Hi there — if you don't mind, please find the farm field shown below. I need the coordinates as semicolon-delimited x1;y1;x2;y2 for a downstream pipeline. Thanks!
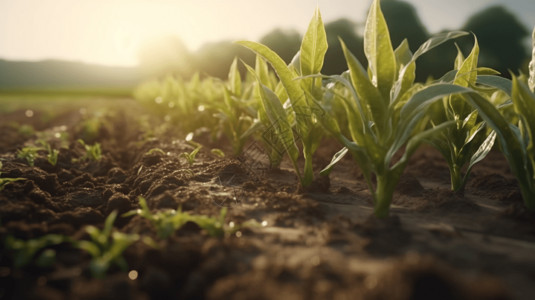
1;0;535;299
0;93;534;300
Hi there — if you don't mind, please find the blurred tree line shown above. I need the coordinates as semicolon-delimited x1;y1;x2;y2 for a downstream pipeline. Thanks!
139;0;530;81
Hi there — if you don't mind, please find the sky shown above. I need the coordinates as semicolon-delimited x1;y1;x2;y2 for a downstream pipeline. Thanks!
0;0;533;67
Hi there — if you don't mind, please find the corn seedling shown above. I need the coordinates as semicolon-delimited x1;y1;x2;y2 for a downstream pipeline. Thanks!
211;148;226;158
187;207;229;238
459;27;535;210
238;7;328;187
122;197;191;239
76;139;102;162
211;58;258;156
425;38;498;193
4;234;67;268
37;140;60;166
16;146;41;166
146;148;166;156
76;211;139;278
460;29;535;210
134;74;220;134
123;197;260;239
319;0;471;217
180;142;202;166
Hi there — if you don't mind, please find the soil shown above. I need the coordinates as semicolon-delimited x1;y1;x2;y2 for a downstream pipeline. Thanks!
1;97;534;300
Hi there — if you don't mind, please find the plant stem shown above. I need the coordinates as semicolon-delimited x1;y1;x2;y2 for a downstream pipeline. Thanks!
449;164;465;193
373;173;397;218
302;148;314;187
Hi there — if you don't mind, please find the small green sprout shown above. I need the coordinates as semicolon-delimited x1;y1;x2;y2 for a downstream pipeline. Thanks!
47;147;59;166
189;207;263;238
180;140;202;165
180;147;201;165
122;197;190;239
210;148;225;158
187;207;228;238
76;139;102;162
123;197;261;239
4;234;67;268
37;140;59;166
16;146;42;166
146;148;166;156
76;211;139;278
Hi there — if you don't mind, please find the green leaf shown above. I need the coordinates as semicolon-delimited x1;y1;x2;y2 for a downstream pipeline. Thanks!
237;41;306;109
0;177;25;191
400;84;473;119
455;35;479;87
258;83;300;166
300;7;328;76
477;75;512;95
454;44;465;70
364;0;396;99
512;76;535;148
392;39;415;101
255;55;273;89
102;211;118;241
465;131;497;177
228;57;242;97
77;240;101;257
529;27;534;92
319;147;348;176
340;39;384;127
389;84;473;163
463;93;524;178
412;31;468;63
392;121;456;173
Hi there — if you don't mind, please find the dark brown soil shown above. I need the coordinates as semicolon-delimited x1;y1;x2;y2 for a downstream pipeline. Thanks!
1;98;534;300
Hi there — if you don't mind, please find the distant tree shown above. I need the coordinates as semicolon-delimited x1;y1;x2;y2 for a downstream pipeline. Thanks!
137;36;193;78
381;0;446;81
381;0;429;51
323;18;365;75
194;41;254;79
461;5;528;76
259;28;302;63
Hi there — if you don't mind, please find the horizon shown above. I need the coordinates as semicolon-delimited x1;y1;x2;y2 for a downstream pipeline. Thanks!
1;0;533;67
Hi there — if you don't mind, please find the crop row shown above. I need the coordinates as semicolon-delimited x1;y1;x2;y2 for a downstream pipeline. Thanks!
135;0;535;218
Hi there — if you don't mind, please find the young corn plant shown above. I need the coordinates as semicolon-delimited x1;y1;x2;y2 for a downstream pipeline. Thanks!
76;139;102;162
76;211;139;278
247;55;285;168
16;146;41;166
37;140;59;166
122;197;191;239
425;38;498;193
238;7;328;188
319;0;472;217
463;27;535;210
123;197;259;239
211;58;258;156
4;234;67;268
180;138;203;165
